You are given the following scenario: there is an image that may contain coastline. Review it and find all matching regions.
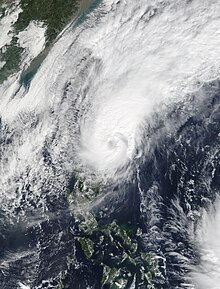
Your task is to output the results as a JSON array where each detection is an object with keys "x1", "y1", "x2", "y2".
[{"x1": 0, "y1": 0, "x2": 95, "y2": 84}]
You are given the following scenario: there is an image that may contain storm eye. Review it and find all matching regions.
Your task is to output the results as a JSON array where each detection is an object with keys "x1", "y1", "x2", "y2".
[
  {"x1": 107, "y1": 134, "x2": 125, "y2": 149},
  {"x1": 108, "y1": 139, "x2": 117, "y2": 149}
]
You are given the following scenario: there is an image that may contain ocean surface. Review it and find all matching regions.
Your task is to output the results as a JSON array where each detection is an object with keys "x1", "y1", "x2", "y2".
[{"x1": 0, "y1": 0, "x2": 220, "y2": 288}]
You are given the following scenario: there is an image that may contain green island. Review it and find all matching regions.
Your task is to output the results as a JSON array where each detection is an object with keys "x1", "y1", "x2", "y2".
[{"x1": 55, "y1": 178, "x2": 158, "y2": 289}]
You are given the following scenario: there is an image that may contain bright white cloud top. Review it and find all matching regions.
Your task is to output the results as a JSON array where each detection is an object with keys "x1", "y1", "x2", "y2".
[{"x1": 0, "y1": 1, "x2": 220, "y2": 286}]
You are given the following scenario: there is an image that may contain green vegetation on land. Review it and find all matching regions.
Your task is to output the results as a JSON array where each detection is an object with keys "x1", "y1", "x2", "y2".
[
  {"x1": 55, "y1": 207, "x2": 158, "y2": 289},
  {"x1": 0, "y1": 36, "x2": 24, "y2": 83},
  {"x1": 76, "y1": 213, "x2": 157, "y2": 288},
  {"x1": 61, "y1": 178, "x2": 158, "y2": 288},
  {"x1": 0, "y1": 0, "x2": 80, "y2": 83},
  {"x1": 66, "y1": 177, "x2": 102, "y2": 206},
  {"x1": 14, "y1": 0, "x2": 80, "y2": 45}
]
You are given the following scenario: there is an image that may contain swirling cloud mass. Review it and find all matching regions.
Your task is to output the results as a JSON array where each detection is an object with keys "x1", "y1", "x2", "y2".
[{"x1": 1, "y1": 0, "x2": 220, "y2": 287}]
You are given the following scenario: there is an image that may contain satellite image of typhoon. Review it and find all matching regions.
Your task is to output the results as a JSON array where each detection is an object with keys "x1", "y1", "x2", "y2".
[{"x1": 0, "y1": 0, "x2": 220, "y2": 288}]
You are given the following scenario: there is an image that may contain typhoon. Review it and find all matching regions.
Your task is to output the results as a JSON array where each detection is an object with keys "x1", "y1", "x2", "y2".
[{"x1": 0, "y1": 0, "x2": 220, "y2": 288}]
